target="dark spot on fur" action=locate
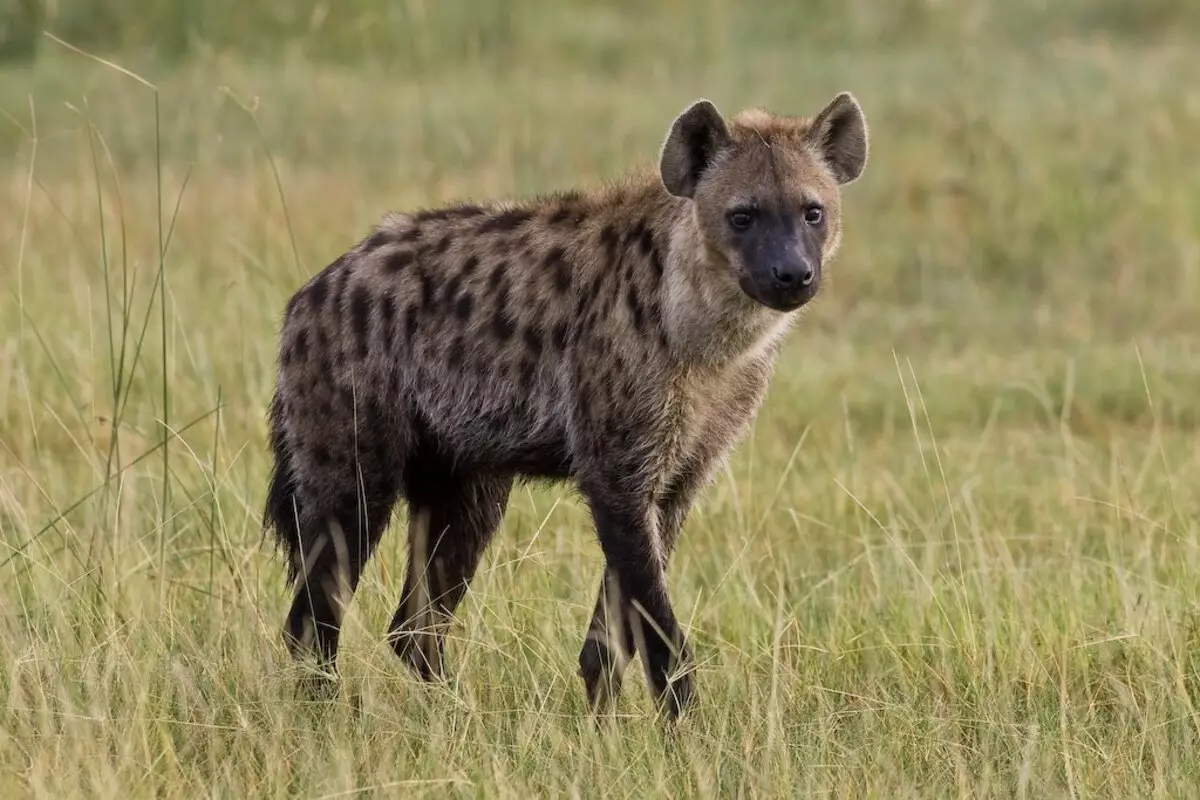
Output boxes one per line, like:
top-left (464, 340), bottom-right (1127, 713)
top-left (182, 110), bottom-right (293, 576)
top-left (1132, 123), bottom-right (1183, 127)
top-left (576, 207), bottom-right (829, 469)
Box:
top-left (462, 254), bottom-right (480, 276)
top-left (587, 271), bottom-right (604, 303)
top-left (364, 230), bottom-right (392, 251)
top-left (405, 304), bottom-right (419, 346)
top-left (399, 227), bottom-right (422, 243)
top-left (443, 274), bottom-right (462, 307)
top-left (599, 224), bottom-right (619, 262)
top-left (548, 192), bottom-right (587, 226)
top-left (544, 246), bottom-right (572, 293)
top-left (350, 285), bottom-right (373, 360)
top-left (637, 222), bottom-right (654, 255)
top-left (489, 261), bottom-right (509, 292)
top-left (455, 292), bottom-right (474, 320)
top-left (649, 247), bottom-right (664, 281)
top-left (414, 204), bottom-right (486, 223)
top-left (383, 250), bottom-right (414, 274)
top-left (380, 293), bottom-right (397, 350)
top-left (333, 267), bottom-right (352, 314)
top-left (480, 208), bottom-right (533, 234)
top-left (315, 348), bottom-right (332, 379)
top-left (448, 335), bottom-right (465, 368)
top-left (293, 328), bottom-right (310, 363)
top-left (612, 351), bottom-right (627, 377)
top-left (417, 268), bottom-right (436, 309)
top-left (604, 289), bottom-right (618, 317)
top-left (492, 307), bottom-right (516, 341)
top-left (434, 235), bottom-right (452, 256)
top-left (523, 325), bottom-right (544, 356)
top-left (309, 270), bottom-right (331, 309)
top-left (313, 444), bottom-right (332, 467)
top-left (520, 358), bottom-right (536, 385)
top-left (552, 321), bottom-right (568, 351)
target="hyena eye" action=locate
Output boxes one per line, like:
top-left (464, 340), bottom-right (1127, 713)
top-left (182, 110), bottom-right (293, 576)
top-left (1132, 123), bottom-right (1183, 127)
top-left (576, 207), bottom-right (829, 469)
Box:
top-left (727, 208), bottom-right (755, 231)
top-left (803, 205), bottom-right (824, 226)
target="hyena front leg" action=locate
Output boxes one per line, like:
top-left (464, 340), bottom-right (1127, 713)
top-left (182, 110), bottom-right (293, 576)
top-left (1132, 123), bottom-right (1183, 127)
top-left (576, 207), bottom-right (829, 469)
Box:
top-left (578, 459), bottom-right (710, 715)
top-left (578, 479), bottom-right (695, 720)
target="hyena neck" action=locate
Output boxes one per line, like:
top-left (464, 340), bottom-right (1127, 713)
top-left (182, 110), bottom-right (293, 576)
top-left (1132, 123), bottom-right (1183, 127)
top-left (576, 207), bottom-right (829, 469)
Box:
top-left (657, 198), bottom-right (797, 370)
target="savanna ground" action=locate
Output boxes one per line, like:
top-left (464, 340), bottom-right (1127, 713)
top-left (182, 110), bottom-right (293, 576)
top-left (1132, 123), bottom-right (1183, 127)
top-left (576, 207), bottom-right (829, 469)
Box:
top-left (2, 1), bottom-right (1200, 796)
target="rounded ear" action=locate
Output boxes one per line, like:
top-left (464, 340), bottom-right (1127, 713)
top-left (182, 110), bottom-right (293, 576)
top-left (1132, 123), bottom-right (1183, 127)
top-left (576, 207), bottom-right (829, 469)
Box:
top-left (659, 99), bottom-right (732, 198)
top-left (807, 92), bottom-right (869, 185)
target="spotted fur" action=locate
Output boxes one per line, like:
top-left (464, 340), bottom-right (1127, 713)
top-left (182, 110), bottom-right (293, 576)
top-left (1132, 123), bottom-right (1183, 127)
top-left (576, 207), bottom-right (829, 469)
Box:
top-left (262, 92), bottom-right (869, 719)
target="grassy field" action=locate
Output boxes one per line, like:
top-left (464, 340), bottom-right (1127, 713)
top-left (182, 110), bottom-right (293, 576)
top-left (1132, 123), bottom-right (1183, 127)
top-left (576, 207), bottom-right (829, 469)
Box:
top-left (2, 2), bottom-right (1200, 796)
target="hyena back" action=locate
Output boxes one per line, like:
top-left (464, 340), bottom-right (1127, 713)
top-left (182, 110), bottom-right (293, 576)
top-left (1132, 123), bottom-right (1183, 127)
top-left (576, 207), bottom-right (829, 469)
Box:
top-left (263, 91), bottom-right (869, 718)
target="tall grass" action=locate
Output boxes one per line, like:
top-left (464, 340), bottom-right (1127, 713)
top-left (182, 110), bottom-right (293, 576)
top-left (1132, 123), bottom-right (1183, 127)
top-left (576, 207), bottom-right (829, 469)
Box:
top-left (2, 3), bottom-right (1200, 796)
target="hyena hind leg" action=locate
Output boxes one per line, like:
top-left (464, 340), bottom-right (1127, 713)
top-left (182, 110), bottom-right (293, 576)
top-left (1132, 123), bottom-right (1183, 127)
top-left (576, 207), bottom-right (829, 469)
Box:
top-left (267, 415), bottom-right (403, 690)
top-left (387, 460), bottom-right (512, 681)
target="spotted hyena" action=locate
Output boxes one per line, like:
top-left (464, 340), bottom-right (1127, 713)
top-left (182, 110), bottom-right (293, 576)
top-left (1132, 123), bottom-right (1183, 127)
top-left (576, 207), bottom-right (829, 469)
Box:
top-left (262, 91), bottom-right (869, 718)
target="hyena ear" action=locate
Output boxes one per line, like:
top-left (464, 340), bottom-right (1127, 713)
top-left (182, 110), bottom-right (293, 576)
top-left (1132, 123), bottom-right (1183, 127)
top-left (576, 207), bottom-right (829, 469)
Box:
top-left (807, 92), bottom-right (869, 185)
top-left (660, 99), bottom-right (732, 199)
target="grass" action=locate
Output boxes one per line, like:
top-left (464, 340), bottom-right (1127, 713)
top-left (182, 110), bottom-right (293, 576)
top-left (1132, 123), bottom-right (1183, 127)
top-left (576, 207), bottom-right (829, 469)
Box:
top-left (2, 3), bottom-right (1200, 796)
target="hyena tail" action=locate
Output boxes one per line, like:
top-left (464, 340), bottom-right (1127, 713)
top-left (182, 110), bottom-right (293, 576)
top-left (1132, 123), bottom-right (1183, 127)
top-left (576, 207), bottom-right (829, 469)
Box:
top-left (262, 389), bottom-right (303, 584)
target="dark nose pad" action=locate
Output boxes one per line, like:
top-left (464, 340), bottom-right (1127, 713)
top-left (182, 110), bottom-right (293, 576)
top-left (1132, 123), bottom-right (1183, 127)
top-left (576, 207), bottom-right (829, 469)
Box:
top-left (772, 263), bottom-right (815, 287)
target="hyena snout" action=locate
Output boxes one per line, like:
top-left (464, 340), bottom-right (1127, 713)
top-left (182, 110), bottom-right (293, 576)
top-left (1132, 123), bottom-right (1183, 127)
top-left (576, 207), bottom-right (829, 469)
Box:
top-left (741, 245), bottom-right (821, 312)
top-left (770, 253), bottom-right (816, 290)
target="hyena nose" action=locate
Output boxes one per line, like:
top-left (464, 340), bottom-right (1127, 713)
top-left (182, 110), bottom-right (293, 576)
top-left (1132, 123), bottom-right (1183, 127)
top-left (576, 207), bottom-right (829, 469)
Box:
top-left (772, 261), bottom-right (815, 288)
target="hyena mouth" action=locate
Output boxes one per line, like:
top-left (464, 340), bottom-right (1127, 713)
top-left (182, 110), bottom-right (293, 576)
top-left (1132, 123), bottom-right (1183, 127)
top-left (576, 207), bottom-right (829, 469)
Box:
top-left (739, 275), bottom-right (817, 313)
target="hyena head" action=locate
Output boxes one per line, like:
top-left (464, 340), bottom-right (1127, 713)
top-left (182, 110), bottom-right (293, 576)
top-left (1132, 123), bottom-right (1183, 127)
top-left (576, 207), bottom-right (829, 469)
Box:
top-left (659, 92), bottom-right (869, 312)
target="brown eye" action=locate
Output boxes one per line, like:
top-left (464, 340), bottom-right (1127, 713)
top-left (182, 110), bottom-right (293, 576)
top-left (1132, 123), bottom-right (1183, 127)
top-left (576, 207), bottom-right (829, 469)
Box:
top-left (727, 208), bottom-right (755, 231)
top-left (804, 205), bottom-right (824, 225)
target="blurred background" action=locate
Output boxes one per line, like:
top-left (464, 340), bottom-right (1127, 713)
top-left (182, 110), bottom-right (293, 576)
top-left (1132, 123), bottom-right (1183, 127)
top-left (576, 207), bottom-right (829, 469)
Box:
top-left (4, 0), bottom-right (1199, 355)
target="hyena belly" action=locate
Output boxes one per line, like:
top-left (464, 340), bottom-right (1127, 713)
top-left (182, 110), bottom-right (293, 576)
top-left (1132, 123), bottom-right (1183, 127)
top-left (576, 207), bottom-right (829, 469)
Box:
top-left (407, 353), bottom-right (576, 478)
